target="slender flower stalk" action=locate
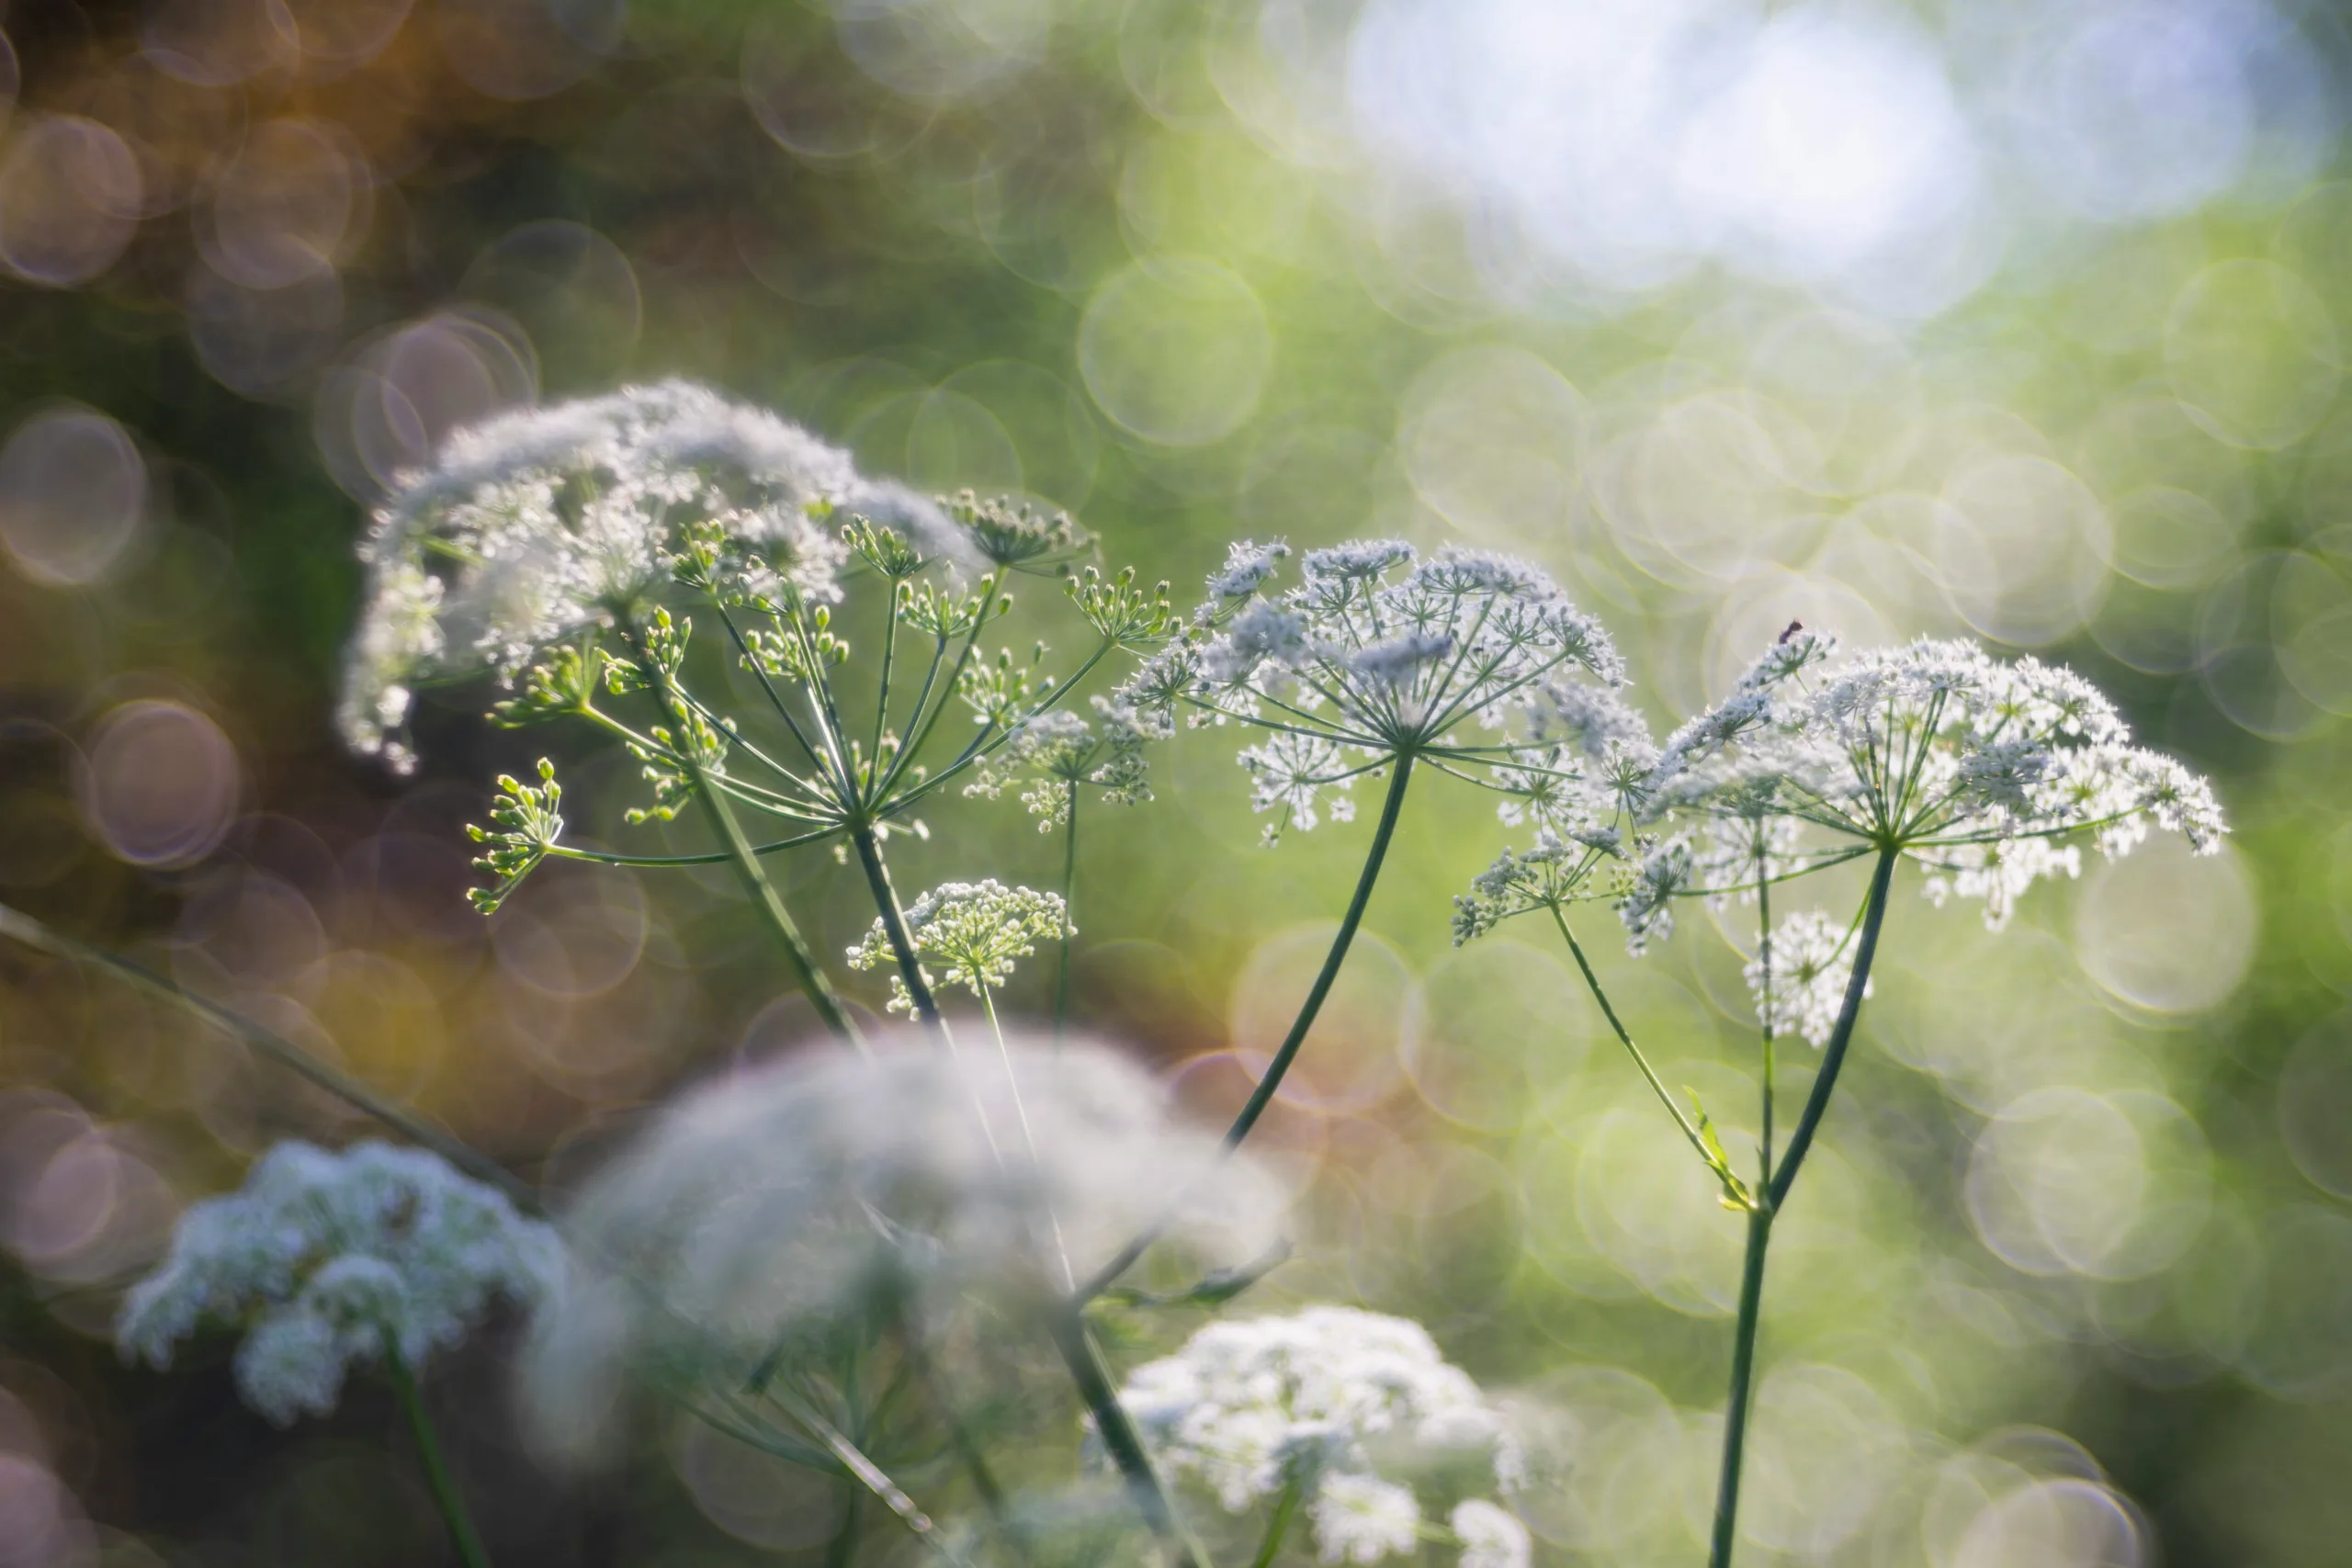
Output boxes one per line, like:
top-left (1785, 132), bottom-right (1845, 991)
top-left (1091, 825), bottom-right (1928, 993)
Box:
top-left (388, 1340), bottom-right (495, 1568)
top-left (0, 903), bottom-right (532, 1204)
top-left (1250, 1476), bottom-right (1304, 1568)
top-left (1057, 779), bottom-right (1079, 1039)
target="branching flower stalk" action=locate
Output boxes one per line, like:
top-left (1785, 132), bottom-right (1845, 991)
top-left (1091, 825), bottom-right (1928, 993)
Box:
top-left (1463, 628), bottom-right (2224, 1568)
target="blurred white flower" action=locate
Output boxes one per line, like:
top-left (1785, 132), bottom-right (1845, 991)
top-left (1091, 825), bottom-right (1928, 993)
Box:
top-left (339, 379), bottom-right (964, 772)
top-left (519, 1035), bottom-right (1285, 1466)
top-left (1449, 1498), bottom-right (1532, 1568)
top-left (118, 1141), bottom-right (560, 1426)
top-left (1746, 908), bottom-right (1871, 1047)
top-left (1113, 1305), bottom-right (1518, 1563)
top-left (1314, 1472), bottom-right (1421, 1563)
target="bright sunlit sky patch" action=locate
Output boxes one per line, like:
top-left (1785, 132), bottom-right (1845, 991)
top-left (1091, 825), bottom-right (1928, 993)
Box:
top-left (1343, 0), bottom-right (2338, 316)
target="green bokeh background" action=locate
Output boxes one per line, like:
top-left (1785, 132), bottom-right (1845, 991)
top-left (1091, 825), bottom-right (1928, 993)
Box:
top-left (4, 1), bottom-right (2352, 1563)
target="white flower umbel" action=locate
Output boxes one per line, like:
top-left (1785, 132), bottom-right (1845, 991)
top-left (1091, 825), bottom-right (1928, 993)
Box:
top-left (1640, 631), bottom-right (2227, 931)
top-left (1747, 908), bottom-right (1871, 1047)
top-left (1314, 1473), bottom-right (1421, 1564)
top-left (118, 1141), bottom-right (560, 1426)
top-left (1450, 1499), bottom-right (1532, 1568)
top-left (519, 1035), bottom-right (1284, 1466)
top-left (1112, 1305), bottom-right (1521, 1566)
top-left (846, 879), bottom-right (1071, 1014)
top-left (1116, 539), bottom-right (1627, 844)
top-left (339, 378), bottom-right (961, 772)
top-left (963, 698), bottom-right (1161, 829)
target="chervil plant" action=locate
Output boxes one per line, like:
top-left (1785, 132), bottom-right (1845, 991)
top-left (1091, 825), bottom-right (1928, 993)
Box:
top-left (345, 382), bottom-right (1177, 1042)
top-left (1455, 626), bottom-right (2224, 1568)
top-left (1, 370), bottom-right (2233, 1568)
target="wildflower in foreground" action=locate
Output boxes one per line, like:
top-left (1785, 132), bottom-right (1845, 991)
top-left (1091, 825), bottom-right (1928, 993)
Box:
top-left (519, 1035), bottom-right (1284, 1466)
top-left (1112, 1305), bottom-right (1525, 1566)
top-left (119, 1141), bottom-right (560, 1425)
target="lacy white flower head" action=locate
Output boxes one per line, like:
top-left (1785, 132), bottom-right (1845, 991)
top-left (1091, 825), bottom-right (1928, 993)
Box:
top-left (118, 1141), bottom-right (560, 1426)
top-left (1451, 825), bottom-right (1632, 946)
top-left (1636, 631), bottom-right (2227, 931)
top-left (963, 697), bottom-right (1162, 829)
top-left (338, 379), bottom-right (965, 771)
top-left (1117, 538), bottom-right (1627, 843)
top-left (846, 879), bottom-right (1071, 1012)
top-left (1111, 1305), bottom-right (1524, 1565)
top-left (1449, 1499), bottom-right (1532, 1568)
top-left (519, 1034), bottom-right (1285, 1466)
top-left (1747, 908), bottom-right (1873, 1047)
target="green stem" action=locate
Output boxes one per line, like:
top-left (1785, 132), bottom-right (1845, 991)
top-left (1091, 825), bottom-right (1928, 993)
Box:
top-left (1219, 752), bottom-right (1414, 1154)
top-left (1073, 752), bottom-right (1416, 1302)
top-left (0, 903), bottom-right (531, 1209)
top-left (1055, 782), bottom-right (1079, 1043)
top-left (1757, 839), bottom-right (1775, 1181)
top-left (1047, 1309), bottom-right (1208, 1568)
top-left (1707, 1209), bottom-right (1772, 1568)
top-left (1709, 845), bottom-right (1898, 1568)
top-left (629, 624), bottom-right (863, 1052)
top-left (1250, 1476), bottom-right (1302, 1568)
top-left (1549, 905), bottom-right (1744, 1201)
top-left (387, 1342), bottom-right (493, 1568)
top-left (1764, 845), bottom-right (1896, 1210)
top-left (850, 825), bottom-right (938, 1024)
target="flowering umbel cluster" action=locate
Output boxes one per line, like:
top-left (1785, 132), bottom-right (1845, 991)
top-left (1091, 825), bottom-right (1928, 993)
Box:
top-left (963, 699), bottom-right (1161, 829)
top-left (1112, 1305), bottom-right (1530, 1567)
top-left (338, 379), bottom-right (963, 773)
top-left (118, 1142), bottom-right (561, 1426)
top-left (1116, 539), bottom-right (1628, 842)
top-left (1634, 631), bottom-right (2228, 935)
top-left (847, 880), bottom-right (1072, 1011)
top-left (1747, 908), bottom-right (1871, 1047)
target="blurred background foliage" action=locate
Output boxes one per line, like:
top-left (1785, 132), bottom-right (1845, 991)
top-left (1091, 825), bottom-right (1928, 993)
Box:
top-left (2, 0), bottom-right (2352, 1563)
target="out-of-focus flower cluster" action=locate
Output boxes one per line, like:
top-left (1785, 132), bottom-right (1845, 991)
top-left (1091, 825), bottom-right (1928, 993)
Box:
top-left (118, 1141), bottom-right (561, 1426)
top-left (339, 379), bottom-right (960, 772)
top-left (520, 1037), bottom-right (1284, 1465)
top-left (1114, 1305), bottom-right (1529, 1567)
